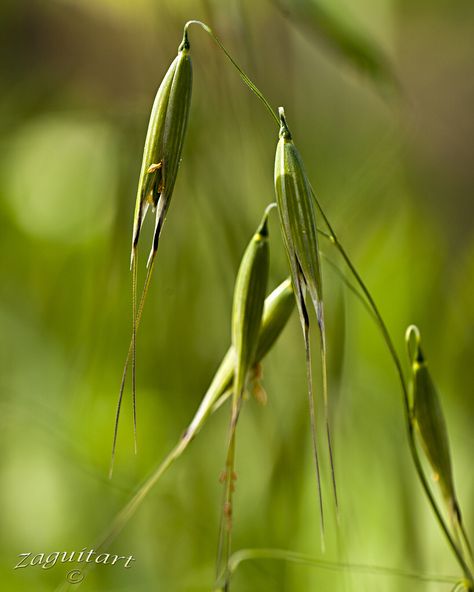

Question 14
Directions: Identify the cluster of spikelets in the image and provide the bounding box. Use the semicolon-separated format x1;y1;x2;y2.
106;21;473;592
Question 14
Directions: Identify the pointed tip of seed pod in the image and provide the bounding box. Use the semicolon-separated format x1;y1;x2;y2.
257;203;277;237
278;106;292;140
179;28;190;52
405;324;425;364
415;347;425;364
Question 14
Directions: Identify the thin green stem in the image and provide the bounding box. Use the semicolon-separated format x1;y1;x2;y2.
459;521;474;567
184;20;280;127
216;425;238;590
319;250;378;323
132;249;138;455
227;548;459;585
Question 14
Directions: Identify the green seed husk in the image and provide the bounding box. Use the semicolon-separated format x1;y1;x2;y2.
406;325;473;566
217;205;272;585
232;206;272;407
406;327;462;514
111;29;193;477
407;326;456;505
274;109;323;311
131;30;193;267
274;106;337;535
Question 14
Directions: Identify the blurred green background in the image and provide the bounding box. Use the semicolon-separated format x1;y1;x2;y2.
1;0;473;590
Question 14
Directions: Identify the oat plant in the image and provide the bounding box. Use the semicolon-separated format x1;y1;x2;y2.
100;20;474;592
180;21;473;588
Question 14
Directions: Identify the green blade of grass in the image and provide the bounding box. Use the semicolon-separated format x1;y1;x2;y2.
227;548;459;586
272;0;399;96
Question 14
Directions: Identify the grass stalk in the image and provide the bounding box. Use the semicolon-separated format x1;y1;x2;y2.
216;426;238;589
131;248;138;454
227;547;459;585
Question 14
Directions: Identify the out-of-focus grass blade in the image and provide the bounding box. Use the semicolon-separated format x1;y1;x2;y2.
227;547;459;586
273;0;398;96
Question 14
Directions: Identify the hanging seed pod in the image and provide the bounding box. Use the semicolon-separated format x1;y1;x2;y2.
131;29;193;268
406;325;458;513
111;29;193;476
406;326;473;572
232;205;272;409
274;108;323;319
274;106;337;534
217;206;272;584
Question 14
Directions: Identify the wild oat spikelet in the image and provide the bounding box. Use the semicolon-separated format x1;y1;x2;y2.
274;107;337;536
406;325;459;518
111;28;193;475
231;205;272;411
131;29;193;268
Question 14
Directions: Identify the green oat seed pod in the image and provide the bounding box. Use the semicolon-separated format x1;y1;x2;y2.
274;107;337;534
406;326;473;568
254;277;294;363
274;107;323;317
218;206;272;582
131;29;193;268
111;29;193;474
232;205;272;408
406;325;457;509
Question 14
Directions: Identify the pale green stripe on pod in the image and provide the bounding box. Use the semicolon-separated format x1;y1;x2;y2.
232;206;272;403
131;30;193;267
406;325;456;506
